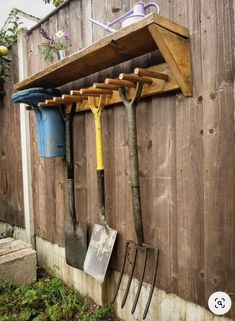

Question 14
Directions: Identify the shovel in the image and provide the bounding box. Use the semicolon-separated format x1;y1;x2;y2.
60;103;87;270
83;95;117;283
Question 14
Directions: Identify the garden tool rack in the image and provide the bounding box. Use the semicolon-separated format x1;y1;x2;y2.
37;63;189;112
14;11;192;321
35;63;190;319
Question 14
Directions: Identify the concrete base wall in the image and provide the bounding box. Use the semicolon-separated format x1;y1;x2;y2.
35;236;232;321
0;222;231;321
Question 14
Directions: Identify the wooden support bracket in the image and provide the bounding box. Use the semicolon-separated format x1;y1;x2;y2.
147;24;192;96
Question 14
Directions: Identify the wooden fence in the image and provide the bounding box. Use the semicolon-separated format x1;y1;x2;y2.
0;0;234;318
0;43;24;227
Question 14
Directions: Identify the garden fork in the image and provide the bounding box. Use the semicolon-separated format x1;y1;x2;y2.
111;82;159;319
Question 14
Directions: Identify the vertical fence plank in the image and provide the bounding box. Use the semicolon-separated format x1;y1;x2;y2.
81;0;93;47
201;0;235;317
69;0;82;52
137;95;177;291
171;0;205;306
0;43;24;227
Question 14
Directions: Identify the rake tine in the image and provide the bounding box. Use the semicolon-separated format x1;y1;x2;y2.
111;241;130;304
131;247;148;314
121;246;138;309
143;249;159;320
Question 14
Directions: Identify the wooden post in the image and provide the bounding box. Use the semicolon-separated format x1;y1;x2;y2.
17;28;35;248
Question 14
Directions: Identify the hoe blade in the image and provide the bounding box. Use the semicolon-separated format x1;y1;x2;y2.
84;224;117;283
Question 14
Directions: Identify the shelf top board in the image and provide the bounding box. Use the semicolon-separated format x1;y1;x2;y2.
14;13;189;91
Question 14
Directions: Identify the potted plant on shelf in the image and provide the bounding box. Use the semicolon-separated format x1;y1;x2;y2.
39;28;71;63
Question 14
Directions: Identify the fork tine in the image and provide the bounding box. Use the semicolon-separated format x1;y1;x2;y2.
131;247;148;314
121;246;138;309
111;241;130;304
143;249;159;319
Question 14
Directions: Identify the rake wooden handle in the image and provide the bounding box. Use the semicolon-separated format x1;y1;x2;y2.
134;67;169;81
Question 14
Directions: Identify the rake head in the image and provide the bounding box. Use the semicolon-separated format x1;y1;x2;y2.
111;240;159;320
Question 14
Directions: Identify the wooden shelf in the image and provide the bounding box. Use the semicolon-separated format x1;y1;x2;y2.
14;13;192;97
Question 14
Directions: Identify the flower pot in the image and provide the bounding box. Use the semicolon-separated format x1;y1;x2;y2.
57;49;66;60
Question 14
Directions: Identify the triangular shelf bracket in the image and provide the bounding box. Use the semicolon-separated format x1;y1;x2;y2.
148;23;192;97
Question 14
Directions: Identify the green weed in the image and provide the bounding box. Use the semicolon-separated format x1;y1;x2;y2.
0;269;117;321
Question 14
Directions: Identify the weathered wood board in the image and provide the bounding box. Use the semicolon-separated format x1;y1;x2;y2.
14;12;190;91
1;0;234;318
0;43;24;227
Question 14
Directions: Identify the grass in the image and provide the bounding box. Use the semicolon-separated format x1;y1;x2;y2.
0;268;119;321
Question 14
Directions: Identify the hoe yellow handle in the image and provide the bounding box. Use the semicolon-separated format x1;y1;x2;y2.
89;96;105;171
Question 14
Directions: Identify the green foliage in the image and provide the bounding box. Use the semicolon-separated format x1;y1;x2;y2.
0;281;14;295
89;304;113;321
0;9;22;98
42;0;64;8
0;9;22;47
0;269;117;321
38;44;54;63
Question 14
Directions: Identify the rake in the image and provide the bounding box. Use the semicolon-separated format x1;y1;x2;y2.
111;82;159;319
